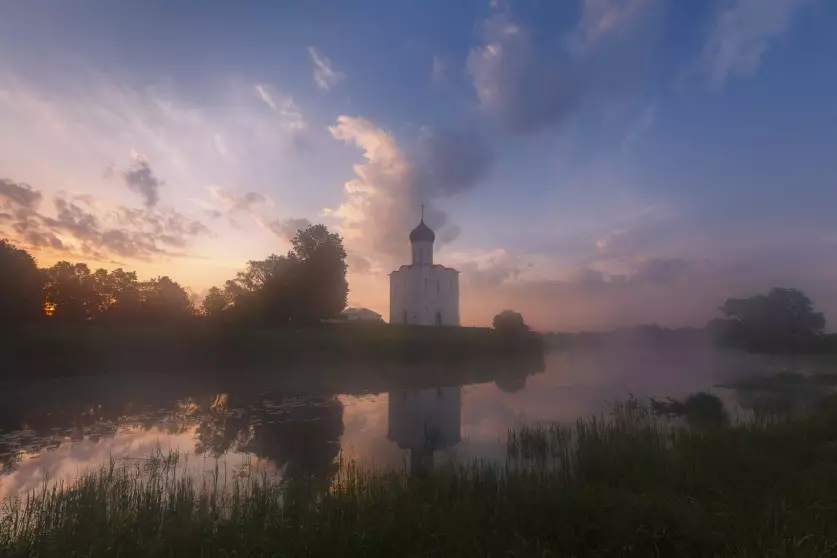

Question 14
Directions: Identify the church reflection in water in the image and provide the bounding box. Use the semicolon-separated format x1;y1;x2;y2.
387;386;462;472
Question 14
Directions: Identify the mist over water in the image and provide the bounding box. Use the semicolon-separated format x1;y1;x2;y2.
1;344;832;500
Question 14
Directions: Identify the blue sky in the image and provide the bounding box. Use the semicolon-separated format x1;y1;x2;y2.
1;0;835;330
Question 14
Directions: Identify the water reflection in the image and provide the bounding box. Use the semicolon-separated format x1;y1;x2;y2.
2;346;832;500
389;387;461;472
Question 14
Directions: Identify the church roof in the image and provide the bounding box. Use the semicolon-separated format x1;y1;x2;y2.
409;218;435;243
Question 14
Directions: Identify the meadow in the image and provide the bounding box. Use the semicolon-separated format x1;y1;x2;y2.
3;395;837;556
1;322;544;380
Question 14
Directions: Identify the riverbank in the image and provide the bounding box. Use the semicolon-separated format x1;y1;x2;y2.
3;397;837;556
1;323;544;379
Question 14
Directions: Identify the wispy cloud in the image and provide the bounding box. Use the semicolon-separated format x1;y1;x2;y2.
575;0;651;48
703;0;812;88
308;47;345;91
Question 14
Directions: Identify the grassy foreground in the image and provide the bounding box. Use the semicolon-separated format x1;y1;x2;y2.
5;399;837;557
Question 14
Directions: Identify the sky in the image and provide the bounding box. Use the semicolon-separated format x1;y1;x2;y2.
0;0;835;331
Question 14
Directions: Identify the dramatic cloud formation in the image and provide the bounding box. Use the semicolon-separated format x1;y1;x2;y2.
0;178;208;261
122;153;163;208
0;179;42;209
308;47;345;90
467;14;576;134
327;116;493;267
703;0;812;88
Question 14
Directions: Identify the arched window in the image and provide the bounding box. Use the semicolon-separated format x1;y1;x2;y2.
435;311;442;326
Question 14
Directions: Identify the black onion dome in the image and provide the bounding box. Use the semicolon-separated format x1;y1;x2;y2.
409;219;435;243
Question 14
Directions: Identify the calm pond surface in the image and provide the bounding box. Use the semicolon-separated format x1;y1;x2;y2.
2;345;835;499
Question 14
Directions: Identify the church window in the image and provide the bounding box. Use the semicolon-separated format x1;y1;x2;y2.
435;311;442;326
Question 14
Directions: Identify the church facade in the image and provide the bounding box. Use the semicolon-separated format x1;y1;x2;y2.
389;216;460;326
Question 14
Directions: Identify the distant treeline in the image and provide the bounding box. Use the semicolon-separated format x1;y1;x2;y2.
0;223;348;327
544;288;836;354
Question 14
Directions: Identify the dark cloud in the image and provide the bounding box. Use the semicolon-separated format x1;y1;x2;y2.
467;15;578;135
0;179;43;209
418;128;494;197
123;160;163;208
266;217;312;241
0;179;208;261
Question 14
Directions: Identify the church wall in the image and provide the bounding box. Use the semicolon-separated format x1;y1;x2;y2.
389;265;459;326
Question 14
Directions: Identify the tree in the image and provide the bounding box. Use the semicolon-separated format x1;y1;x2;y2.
0;239;43;325
207;223;348;326
492;310;529;335
43;262;99;324
142;276;192;323
287;224;348;323
710;287;826;352
201;286;230;318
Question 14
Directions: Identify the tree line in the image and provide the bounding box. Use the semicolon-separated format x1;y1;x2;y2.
0;223;348;327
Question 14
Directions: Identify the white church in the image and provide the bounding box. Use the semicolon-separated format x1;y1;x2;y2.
389;212;460;326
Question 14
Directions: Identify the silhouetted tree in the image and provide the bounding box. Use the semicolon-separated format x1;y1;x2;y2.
43;262;99;324
142;276;192;323
709;287;826;352
205;223;348;325
0;239;43;325
201;286;230;318
492;310;529;334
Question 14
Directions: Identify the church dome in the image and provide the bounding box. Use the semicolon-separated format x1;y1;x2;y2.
409;219;435;243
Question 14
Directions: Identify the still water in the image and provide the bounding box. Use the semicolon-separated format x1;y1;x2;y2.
0;345;832;499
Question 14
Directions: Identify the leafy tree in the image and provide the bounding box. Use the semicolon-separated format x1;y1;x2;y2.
0;239;43;325
205;223;348;325
709;287;826;352
492;310;529;335
201;286;230;318
142;276;192;323
286;224;348;323
43;262;99;324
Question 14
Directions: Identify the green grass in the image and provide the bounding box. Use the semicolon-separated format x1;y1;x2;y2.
5;398;837;556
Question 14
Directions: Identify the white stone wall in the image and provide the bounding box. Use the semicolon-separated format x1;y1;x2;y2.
389;265;459;326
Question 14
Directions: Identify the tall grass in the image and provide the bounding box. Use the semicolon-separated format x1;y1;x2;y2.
5;397;837;556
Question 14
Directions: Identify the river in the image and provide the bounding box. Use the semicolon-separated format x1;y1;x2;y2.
1;344;834;499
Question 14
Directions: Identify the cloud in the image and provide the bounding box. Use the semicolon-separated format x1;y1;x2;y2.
467;15;577;135
122;153;163;208
0;179;209;261
576;0;651;48
327;116;493;267
208;186;269;214
454;249;524;287
308;47;345;90
703;0;812;88
265;217;312;241
346;253;372;274
253;84;308;135
0;179;43;209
